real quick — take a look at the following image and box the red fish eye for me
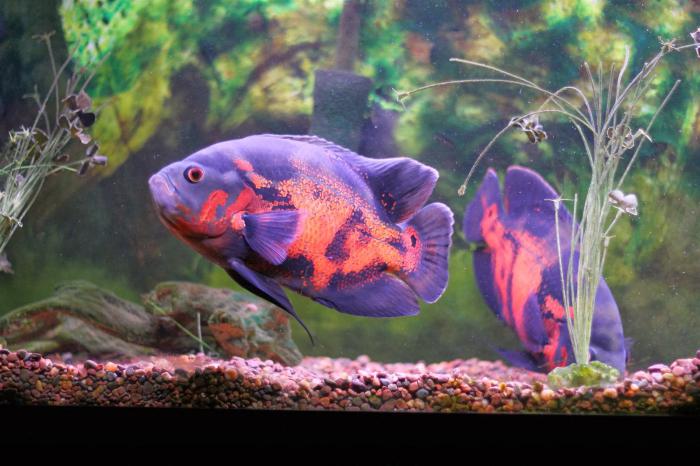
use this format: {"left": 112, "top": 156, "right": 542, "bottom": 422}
{"left": 185, "top": 166, "right": 204, "bottom": 183}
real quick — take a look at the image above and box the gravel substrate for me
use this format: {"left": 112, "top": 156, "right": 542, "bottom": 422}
{"left": 1, "top": 348, "right": 698, "bottom": 414}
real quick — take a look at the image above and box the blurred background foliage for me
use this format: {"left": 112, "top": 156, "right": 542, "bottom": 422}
{"left": 0, "top": 0, "right": 699, "bottom": 369}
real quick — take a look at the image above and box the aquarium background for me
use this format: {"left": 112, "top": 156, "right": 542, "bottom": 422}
{"left": 1, "top": 0, "right": 699, "bottom": 371}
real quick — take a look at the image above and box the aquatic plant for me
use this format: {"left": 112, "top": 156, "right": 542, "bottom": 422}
{"left": 397, "top": 32, "right": 698, "bottom": 385}
{"left": 0, "top": 33, "right": 107, "bottom": 271}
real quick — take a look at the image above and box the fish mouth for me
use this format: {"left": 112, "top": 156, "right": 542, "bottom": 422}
{"left": 149, "top": 173, "right": 177, "bottom": 209}
{"left": 148, "top": 173, "right": 227, "bottom": 239}
{"left": 148, "top": 174, "right": 189, "bottom": 232}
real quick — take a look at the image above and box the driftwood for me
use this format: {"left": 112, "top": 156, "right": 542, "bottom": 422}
{"left": 0, "top": 280, "right": 302, "bottom": 366}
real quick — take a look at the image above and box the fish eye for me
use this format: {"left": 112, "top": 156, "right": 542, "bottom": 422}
{"left": 185, "top": 166, "right": 204, "bottom": 183}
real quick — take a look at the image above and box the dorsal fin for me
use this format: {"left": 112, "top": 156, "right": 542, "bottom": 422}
{"left": 503, "top": 165, "right": 573, "bottom": 238}
{"left": 259, "top": 134, "right": 438, "bottom": 223}
{"left": 463, "top": 168, "right": 503, "bottom": 243}
{"left": 504, "top": 166, "right": 572, "bottom": 221}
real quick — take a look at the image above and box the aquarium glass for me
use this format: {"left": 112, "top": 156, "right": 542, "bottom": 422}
{"left": 0, "top": 0, "right": 698, "bottom": 415}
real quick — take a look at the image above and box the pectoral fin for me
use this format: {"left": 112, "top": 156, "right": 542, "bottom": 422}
{"left": 242, "top": 210, "right": 303, "bottom": 265}
{"left": 226, "top": 258, "right": 313, "bottom": 344}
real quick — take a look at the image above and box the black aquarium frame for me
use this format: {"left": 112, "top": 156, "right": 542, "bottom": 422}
{"left": 0, "top": 405, "right": 697, "bottom": 447}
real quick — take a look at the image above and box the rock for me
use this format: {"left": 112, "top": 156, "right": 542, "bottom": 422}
{"left": 105, "top": 362, "right": 118, "bottom": 372}
{"left": 672, "top": 366, "right": 686, "bottom": 377}
{"left": 648, "top": 364, "right": 669, "bottom": 373}
{"left": 0, "top": 281, "right": 158, "bottom": 358}
{"left": 350, "top": 379, "right": 368, "bottom": 392}
{"left": 540, "top": 389, "right": 555, "bottom": 401}
{"left": 144, "top": 282, "right": 302, "bottom": 366}
{"left": 0, "top": 280, "right": 302, "bottom": 366}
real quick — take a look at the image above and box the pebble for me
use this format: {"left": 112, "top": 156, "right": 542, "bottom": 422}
{"left": 350, "top": 379, "right": 368, "bottom": 392}
{"left": 416, "top": 388, "right": 429, "bottom": 399}
{"left": 105, "top": 362, "right": 118, "bottom": 372}
{"left": 0, "top": 350, "right": 697, "bottom": 413}
{"left": 84, "top": 360, "right": 99, "bottom": 370}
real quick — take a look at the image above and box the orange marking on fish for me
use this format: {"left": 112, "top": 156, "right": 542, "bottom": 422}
{"left": 480, "top": 202, "right": 514, "bottom": 326}
{"left": 542, "top": 311, "right": 562, "bottom": 369}
{"left": 339, "top": 227, "right": 403, "bottom": 279}
{"left": 211, "top": 186, "right": 273, "bottom": 233}
{"left": 509, "top": 232, "right": 544, "bottom": 344}
{"left": 542, "top": 294, "right": 573, "bottom": 369}
{"left": 230, "top": 212, "right": 246, "bottom": 232}
{"left": 234, "top": 159, "right": 253, "bottom": 172}
{"left": 248, "top": 172, "right": 272, "bottom": 189}
{"left": 402, "top": 226, "right": 421, "bottom": 273}
{"left": 543, "top": 294, "right": 573, "bottom": 320}
{"left": 227, "top": 186, "right": 255, "bottom": 213}
{"left": 273, "top": 159, "right": 405, "bottom": 290}
{"left": 198, "top": 190, "right": 228, "bottom": 224}
{"left": 479, "top": 198, "right": 556, "bottom": 343}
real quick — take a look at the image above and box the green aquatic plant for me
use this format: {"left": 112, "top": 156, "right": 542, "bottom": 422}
{"left": 397, "top": 32, "right": 698, "bottom": 385}
{"left": 547, "top": 361, "right": 619, "bottom": 390}
{"left": 0, "top": 33, "right": 107, "bottom": 271}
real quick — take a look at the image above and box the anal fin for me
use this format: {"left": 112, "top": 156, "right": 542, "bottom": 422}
{"left": 226, "top": 258, "right": 314, "bottom": 344}
{"left": 312, "top": 273, "right": 419, "bottom": 317}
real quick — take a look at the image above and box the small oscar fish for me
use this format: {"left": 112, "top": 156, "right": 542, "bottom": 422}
{"left": 463, "top": 166, "right": 626, "bottom": 373}
{"left": 149, "top": 134, "right": 454, "bottom": 340}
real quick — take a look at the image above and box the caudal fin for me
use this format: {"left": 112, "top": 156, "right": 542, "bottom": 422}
{"left": 401, "top": 202, "right": 454, "bottom": 303}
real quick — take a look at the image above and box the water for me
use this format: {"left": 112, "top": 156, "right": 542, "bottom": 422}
{"left": 0, "top": 1, "right": 698, "bottom": 414}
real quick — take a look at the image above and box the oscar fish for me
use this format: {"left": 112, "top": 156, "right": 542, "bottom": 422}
{"left": 149, "top": 134, "right": 454, "bottom": 340}
{"left": 463, "top": 166, "right": 626, "bottom": 373}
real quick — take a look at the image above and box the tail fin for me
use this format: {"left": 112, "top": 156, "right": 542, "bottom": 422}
{"left": 401, "top": 202, "right": 454, "bottom": 303}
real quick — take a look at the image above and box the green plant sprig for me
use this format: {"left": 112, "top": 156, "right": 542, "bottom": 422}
{"left": 0, "top": 32, "right": 109, "bottom": 267}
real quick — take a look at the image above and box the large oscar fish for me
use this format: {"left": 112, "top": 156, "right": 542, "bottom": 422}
{"left": 463, "top": 166, "right": 626, "bottom": 373}
{"left": 149, "top": 134, "right": 454, "bottom": 340}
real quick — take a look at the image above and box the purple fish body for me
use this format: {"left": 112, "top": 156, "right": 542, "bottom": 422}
{"left": 149, "top": 134, "right": 454, "bottom": 340}
{"left": 464, "top": 166, "right": 626, "bottom": 373}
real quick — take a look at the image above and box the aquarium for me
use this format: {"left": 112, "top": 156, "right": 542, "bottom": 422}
{"left": 1, "top": 0, "right": 699, "bottom": 421}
